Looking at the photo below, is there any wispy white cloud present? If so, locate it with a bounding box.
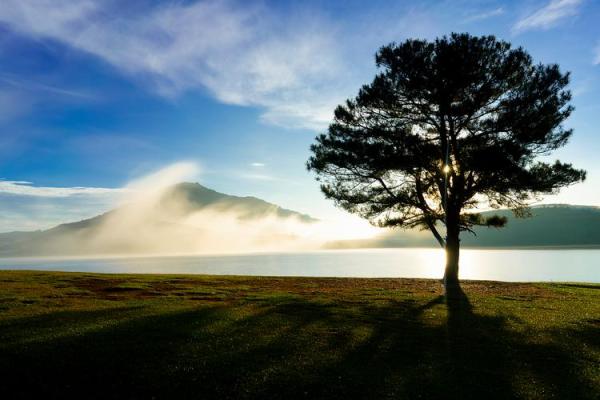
[463,7,504,23]
[0,180,123,198]
[513,0,582,34]
[0,194,118,232]
[0,180,124,232]
[0,72,96,124]
[0,162,200,231]
[0,0,346,130]
[0,74,95,100]
[250,162,265,167]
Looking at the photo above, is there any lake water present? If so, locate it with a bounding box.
[0,248,599,283]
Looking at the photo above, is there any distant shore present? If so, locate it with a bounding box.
[326,242,600,250]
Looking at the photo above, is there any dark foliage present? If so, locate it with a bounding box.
[308,33,585,253]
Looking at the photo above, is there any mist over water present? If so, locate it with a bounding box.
[2,163,599,282]
[38,162,379,256]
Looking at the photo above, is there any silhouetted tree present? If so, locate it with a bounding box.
[307,33,585,291]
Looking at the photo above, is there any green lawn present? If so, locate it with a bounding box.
[0,271,598,399]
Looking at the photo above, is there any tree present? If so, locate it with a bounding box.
[307,33,586,292]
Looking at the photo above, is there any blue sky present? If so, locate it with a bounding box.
[1,0,599,232]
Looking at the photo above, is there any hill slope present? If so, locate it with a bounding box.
[327,205,600,249]
[158,183,316,222]
[0,183,317,256]
[2,186,599,256]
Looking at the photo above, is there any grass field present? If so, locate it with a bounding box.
[0,270,598,399]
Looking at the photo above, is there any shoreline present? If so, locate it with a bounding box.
[2,245,600,260]
[1,269,600,285]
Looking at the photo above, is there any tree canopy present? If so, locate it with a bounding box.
[307,33,586,286]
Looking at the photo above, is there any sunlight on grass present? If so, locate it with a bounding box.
[1,271,598,399]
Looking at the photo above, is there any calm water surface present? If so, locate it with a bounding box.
[0,248,598,283]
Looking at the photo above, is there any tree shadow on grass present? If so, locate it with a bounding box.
[436,286,598,400]
[442,286,514,399]
[0,292,597,399]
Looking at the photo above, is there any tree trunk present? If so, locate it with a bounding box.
[443,213,461,294]
[444,235,460,286]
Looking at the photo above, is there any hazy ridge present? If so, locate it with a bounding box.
[1,182,600,257]
[327,205,600,249]
[0,183,318,256]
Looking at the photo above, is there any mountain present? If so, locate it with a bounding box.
[2,185,599,257]
[326,205,600,249]
[156,182,316,222]
[0,183,318,257]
